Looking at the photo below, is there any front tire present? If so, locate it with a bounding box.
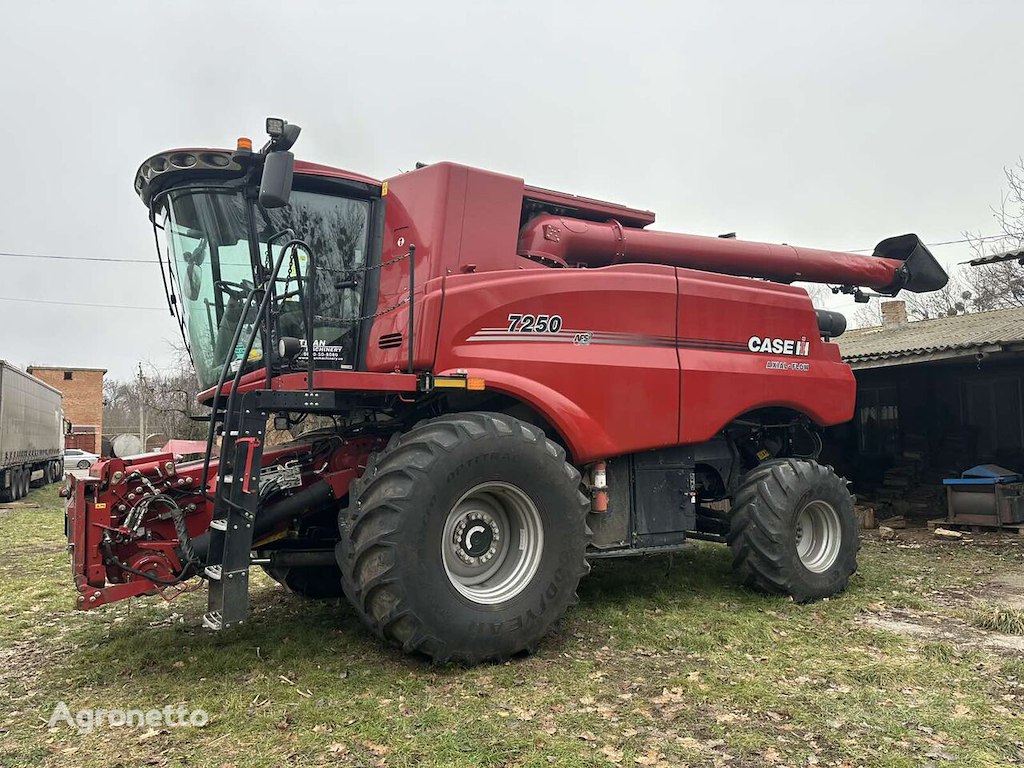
[727,459,858,602]
[338,412,590,664]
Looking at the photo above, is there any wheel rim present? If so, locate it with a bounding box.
[794,500,842,573]
[78,460,89,469]
[441,481,544,605]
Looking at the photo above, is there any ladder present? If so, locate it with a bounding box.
[199,389,340,629]
[202,390,267,630]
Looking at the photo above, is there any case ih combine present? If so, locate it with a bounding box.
[64,119,947,663]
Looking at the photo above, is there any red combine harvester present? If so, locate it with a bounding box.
[64,119,947,663]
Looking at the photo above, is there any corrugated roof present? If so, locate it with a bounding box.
[25,365,108,373]
[838,305,1024,364]
[968,248,1024,267]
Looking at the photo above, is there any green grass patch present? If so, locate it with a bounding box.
[1,486,1023,767]
[968,602,1024,635]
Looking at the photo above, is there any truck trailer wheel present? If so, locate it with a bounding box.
[338,412,590,664]
[727,459,858,602]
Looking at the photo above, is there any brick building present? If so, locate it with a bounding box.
[26,366,106,453]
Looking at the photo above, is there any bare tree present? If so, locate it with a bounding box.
[103,341,209,447]
[991,157,1024,245]
[903,269,976,320]
[798,282,833,306]
[954,159,1024,313]
[851,159,1024,327]
[140,344,208,441]
[851,300,882,328]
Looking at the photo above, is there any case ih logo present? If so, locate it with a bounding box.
[747,336,810,356]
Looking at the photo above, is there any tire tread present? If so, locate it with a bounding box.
[727,458,859,602]
[338,411,590,664]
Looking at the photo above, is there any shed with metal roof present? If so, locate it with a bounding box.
[823,302,1024,514]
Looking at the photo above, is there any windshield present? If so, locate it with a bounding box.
[162,184,370,389]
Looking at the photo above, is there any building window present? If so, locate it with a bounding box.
[858,385,899,458]
[63,371,73,381]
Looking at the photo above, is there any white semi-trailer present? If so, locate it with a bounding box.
[0,361,64,501]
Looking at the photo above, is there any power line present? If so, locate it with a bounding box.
[925,234,1009,247]
[0,296,165,311]
[844,233,1010,253]
[0,250,152,264]
[0,232,1014,265]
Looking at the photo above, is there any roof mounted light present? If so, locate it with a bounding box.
[265,117,301,152]
[266,117,285,137]
[133,117,303,207]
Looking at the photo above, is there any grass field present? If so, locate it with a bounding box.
[2,484,1023,768]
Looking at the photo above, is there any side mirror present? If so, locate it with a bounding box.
[259,150,294,208]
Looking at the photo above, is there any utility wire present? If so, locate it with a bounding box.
[0,296,164,311]
[843,233,1010,253]
[0,232,1014,265]
[0,250,152,264]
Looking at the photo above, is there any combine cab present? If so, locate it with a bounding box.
[64,119,947,662]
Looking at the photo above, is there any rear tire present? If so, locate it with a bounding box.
[338,412,590,664]
[727,459,858,602]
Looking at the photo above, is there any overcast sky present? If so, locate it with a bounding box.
[1,1,1021,382]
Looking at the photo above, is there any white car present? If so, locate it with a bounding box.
[64,448,99,469]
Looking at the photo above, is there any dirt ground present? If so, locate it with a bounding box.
[858,526,1024,654]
